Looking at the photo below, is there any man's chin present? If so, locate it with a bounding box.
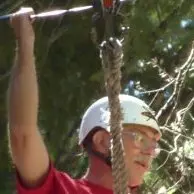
[128,176,143,187]
[127,163,148,187]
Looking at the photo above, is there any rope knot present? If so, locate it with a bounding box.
[100,37,123,71]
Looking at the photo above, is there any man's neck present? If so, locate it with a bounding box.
[83,156,113,190]
[82,156,139,193]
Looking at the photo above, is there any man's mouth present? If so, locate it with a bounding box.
[135,161,149,170]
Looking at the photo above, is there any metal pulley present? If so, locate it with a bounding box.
[91,0,121,45]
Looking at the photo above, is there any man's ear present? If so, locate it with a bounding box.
[92,130,110,155]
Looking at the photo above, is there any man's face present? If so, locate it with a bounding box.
[122,124,161,187]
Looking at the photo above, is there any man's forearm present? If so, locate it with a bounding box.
[8,40,38,132]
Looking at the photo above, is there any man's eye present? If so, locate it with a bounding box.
[135,134,144,142]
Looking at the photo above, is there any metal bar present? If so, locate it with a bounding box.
[0,0,132,21]
[0,5,93,20]
[0,14,12,20]
[31,6,93,19]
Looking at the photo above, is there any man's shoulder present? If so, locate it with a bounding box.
[53,170,112,194]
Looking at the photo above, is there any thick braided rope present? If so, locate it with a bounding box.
[100,38,129,194]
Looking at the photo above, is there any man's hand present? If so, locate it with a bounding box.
[10,7,35,42]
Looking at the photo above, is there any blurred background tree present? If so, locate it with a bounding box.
[0,0,194,193]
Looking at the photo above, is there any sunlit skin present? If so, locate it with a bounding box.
[122,124,160,186]
[83,124,161,190]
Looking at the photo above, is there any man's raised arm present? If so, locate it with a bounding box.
[7,8,50,187]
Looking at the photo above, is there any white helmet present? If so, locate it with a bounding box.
[78,94,161,145]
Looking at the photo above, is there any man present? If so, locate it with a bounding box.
[8,7,161,194]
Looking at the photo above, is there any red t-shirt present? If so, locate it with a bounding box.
[16,164,113,194]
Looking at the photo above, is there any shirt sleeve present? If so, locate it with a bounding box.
[16,162,54,194]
